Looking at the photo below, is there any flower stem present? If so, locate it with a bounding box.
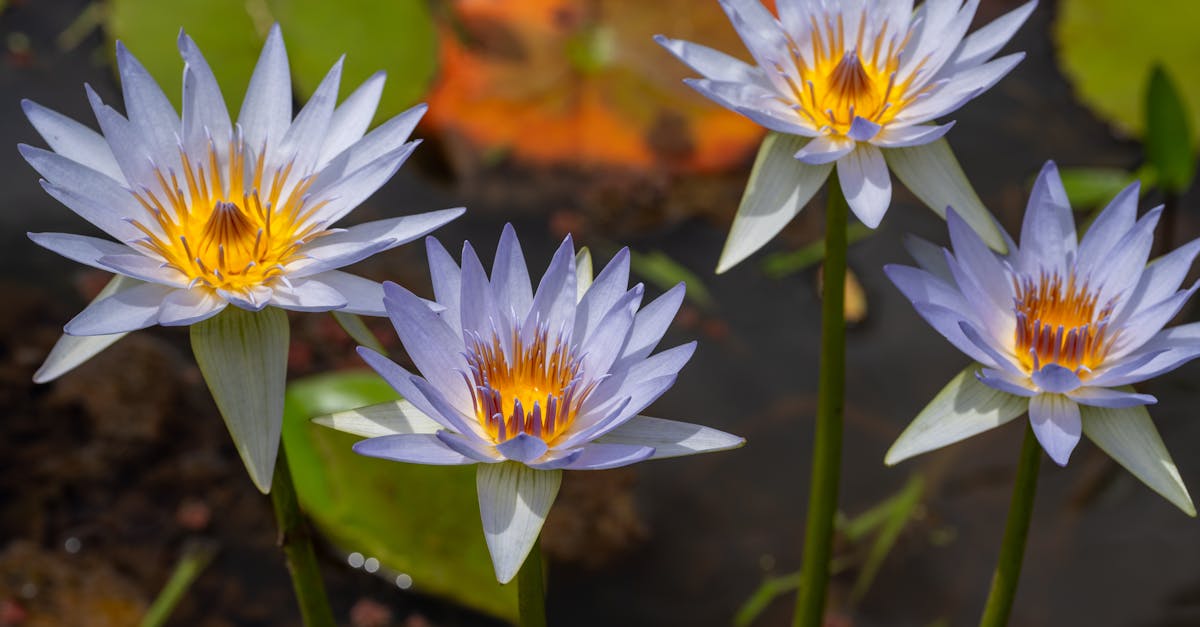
[518,535,548,627]
[793,181,848,627]
[979,423,1041,627]
[270,446,336,627]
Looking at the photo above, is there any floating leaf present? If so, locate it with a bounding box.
[1056,0,1200,139]
[1145,66,1196,194]
[283,372,517,621]
[106,0,436,120]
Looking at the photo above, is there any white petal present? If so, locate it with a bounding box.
[318,71,387,167]
[477,462,561,584]
[613,283,685,370]
[870,122,955,148]
[19,145,144,242]
[315,104,426,186]
[157,287,226,326]
[575,248,594,300]
[33,275,135,383]
[277,57,343,176]
[894,53,1025,124]
[269,278,349,312]
[291,207,465,277]
[717,132,833,273]
[85,86,156,185]
[28,232,132,271]
[178,31,232,155]
[653,35,767,85]
[238,24,291,152]
[947,0,1037,73]
[190,306,289,493]
[115,41,181,171]
[1080,403,1195,515]
[885,364,1029,465]
[306,143,420,225]
[837,144,892,228]
[21,99,122,181]
[795,134,856,165]
[302,271,385,316]
[594,415,745,460]
[313,399,444,438]
[64,281,176,336]
[883,138,1008,252]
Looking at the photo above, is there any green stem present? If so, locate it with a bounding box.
[270,446,336,627]
[518,536,548,627]
[979,424,1041,627]
[793,182,848,627]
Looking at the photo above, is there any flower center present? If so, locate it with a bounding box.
[785,13,929,136]
[463,325,595,445]
[1012,270,1116,374]
[128,137,330,293]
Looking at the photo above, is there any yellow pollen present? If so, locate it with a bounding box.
[129,138,330,292]
[784,13,931,136]
[463,326,596,446]
[1012,271,1116,374]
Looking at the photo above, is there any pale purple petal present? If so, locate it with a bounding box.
[612,282,685,370]
[178,31,232,156]
[269,277,349,312]
[28,232,131,271]
[495,434,550,464]
[1116,236,1200,321]
[355,346,478,436]
[353,434,475,465]
[837,144,892,228]
[380,282,474,415]
[977,368,1037,397]
[277,57,343,175]
[426,236,463,333]
[908,301,999,367]
[97,253,189,287]
[575,247,631,342]
[292,207,465,277]
[1075,180,1139,271]
[946,0,1037,73]
[1068,387,1156,408]
[846,117,882,142]
[315,104,426,185]
[302,271,385,316]
[523,236,577,341]
[561,443,656,470]
[459,241,508,339]
[653,35,766,85]
[594,415,745,460]
[492,224,534,321]
[115,41,181,171]
[1017,161,1075,275]
[1093,207,1161,311]
[19,145,144,242]
[436,431,502,462]
[1029,393,1082,466]
[1030,363,1082,394]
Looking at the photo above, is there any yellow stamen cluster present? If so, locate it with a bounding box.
[784,13,930,136]
[1013,271,1115,374]
[463,325,596,446]
[129,138,329,292]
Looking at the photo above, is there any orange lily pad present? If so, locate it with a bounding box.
[424,0,768,174]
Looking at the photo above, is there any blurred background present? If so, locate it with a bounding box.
[2,0,1200,625]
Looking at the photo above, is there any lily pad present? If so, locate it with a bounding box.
[106,0,436,122]
[282,371,516,622]
[1055,0,1200,139]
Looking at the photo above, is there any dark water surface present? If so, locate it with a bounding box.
[3,2,1200,626]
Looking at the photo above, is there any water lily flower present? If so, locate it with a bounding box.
[22,26,463,491]
[657,0,1036,271]
[885,161,1198,514]
[317,225,745,582]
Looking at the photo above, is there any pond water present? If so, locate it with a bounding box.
[3,1,1200,626]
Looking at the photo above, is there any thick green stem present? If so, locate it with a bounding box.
[979,424,1041,627]
[518,536,548,627]
[270,446,336,627]
[793,182,848,627]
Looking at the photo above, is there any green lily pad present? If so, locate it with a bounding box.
[282,371,516,621]
[106,0,436,122]
[1055,0,1200,139]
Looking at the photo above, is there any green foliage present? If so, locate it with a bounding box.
[760,224,873,279]
[630,249,715,310]
[1145,66,1196,194]
[1056,0,1200,140]
[1055,167,1144,210]
[282,372,517,622]
[106,0,437,122]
